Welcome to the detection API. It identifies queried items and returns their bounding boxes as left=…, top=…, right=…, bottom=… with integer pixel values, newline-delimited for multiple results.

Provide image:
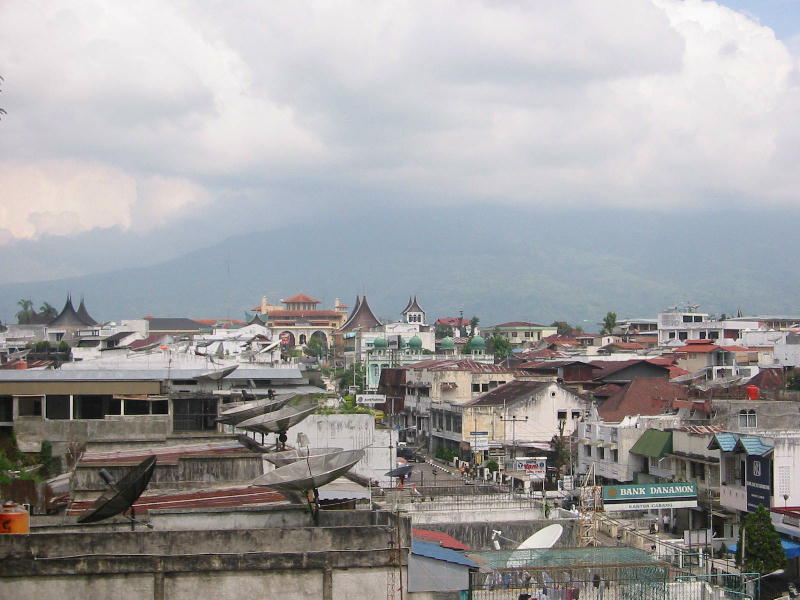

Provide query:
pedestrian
left=662, top=513, right=670, bottom=534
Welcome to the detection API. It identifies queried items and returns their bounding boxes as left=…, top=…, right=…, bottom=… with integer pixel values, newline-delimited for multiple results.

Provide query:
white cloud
left=0, top=161, right=209, bottom=241
left=0, top=0, right=798, bottom=242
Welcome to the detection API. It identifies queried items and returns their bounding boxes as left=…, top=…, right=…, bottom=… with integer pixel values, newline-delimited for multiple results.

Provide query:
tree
left=551, top=321, right=583, bottom=336
left=469, top=316, right=480, bottom=337
left=736, top=504, right=787, bottom=575
left=304, top=336, right=325, bottom=358
left=487, top=334, right=512, bottom=360
left=435, top=323, right=454, bottom=338
left=38, top=302, right=58, bottom=321
left=337, top=362, right=366, bottom=394
left=600, top=312, right=617, bottom=335
left=16, top=299, right=35, bottom=324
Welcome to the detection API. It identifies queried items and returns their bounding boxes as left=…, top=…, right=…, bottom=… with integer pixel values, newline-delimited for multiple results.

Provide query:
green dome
left=373, top=337, right=387, bottom=349
left=468, top=336, right=486, bottom=350
left=408, top=335, right=423, bottom=350
left=439, top=336, right=455, bottom=350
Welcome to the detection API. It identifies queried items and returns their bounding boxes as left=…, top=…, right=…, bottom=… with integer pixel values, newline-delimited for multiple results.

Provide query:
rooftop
left=598, top=377, right=687, bottom=422
left=282, top=294, right=321, bottom=304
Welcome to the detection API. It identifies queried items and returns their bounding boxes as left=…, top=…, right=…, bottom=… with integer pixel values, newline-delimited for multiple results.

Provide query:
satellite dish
left=385, top=464, right=414, bottom=478
left=254, top=449, right=364, bottom=520
left=237, top=398, right=319, bottom=449
left=77, top=455, right=157, bottom=525
left=517, top=524, right=563, bottom=550
left=216, top=394, right=294, bottom=425
left=195, top=364, right=238, bottom=381
left=264, top=447, right=344, bottom=468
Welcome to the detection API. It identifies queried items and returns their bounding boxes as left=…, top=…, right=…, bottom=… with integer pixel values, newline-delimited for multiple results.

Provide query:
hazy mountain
left=0, top=207, right=796, bottom=327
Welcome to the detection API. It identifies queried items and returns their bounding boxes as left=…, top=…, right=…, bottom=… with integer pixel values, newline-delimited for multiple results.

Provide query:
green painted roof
left=439, top=336, right=455, bottom=350
left=373, top=337, right=388, bottom=349
left=468, top=336, right=486, bottom=350
left=630, top=429, right=673, bottom=458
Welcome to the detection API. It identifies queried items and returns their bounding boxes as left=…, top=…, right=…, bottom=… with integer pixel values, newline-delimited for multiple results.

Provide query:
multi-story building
left=486, top=321, right=558, bottom=346
left=657, top=306, right=760, bottom=345
left=251, top=293, right=349, bottom=349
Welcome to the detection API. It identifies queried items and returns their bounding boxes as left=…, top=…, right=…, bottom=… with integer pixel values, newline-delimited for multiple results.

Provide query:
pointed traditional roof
left=401, top=297, right=413, bottom=314
left=49, top=295, right=90, bottom=328
left=402, top=295, right=425, bottom=315
left=340, top=296, right=362, bottom=330
left=247, top=313, right=267, bottom=326
left=339, top=295, right=381, bottom=332
left=76, top=297, right=98, bottom=326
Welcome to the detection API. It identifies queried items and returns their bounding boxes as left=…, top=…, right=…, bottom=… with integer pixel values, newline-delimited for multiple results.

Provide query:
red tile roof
left=674, top=343, right=749, bottom=354
left=601, top=342, right=645, bottom=350
left=435, top=317, right=470, bottom=326
left=282, top=294, right=321, bottom=304
left=598, top=378, right=687, bottom=422
left=412, top=528, right=471, bottom=551
left=126, top=334, right=169, bottom=350
left=405, top=359, right=514, bottom=374
left=589, top=359, right=670, bottom=381
left=193, top=318, right=247, bottom=327
left=265, top=310, right=343, bottom=318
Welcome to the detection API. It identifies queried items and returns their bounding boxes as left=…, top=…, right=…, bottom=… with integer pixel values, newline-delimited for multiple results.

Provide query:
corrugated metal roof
left=630, top=429, right=672, bottom=458
left=0, top=367, right=303, bottom=382
left=709, top=432, right=738, bottom=452
left=411, top=540, right=477, bottom=568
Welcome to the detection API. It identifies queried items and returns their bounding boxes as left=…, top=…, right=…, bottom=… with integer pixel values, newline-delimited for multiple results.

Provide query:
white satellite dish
left=517, top=524, right=563, bottom=550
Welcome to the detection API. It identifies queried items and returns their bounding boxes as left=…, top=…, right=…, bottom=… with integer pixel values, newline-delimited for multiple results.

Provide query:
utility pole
left=500, top=414, right=528, bottom=459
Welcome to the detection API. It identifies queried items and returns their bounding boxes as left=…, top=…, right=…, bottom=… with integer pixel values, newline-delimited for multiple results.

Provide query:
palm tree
left=38, top=302, right=57, bottom=321
left=16, top=299, right=35, bottom=324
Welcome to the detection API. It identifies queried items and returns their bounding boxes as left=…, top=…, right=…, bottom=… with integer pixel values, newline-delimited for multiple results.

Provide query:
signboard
left=684, top=529, right=713, bottom=546
left=746, top=455, right=772, bottom=512
left=488, top=448, right=506, bottom=458
left=279, top=331, right=292, bottom=346
left=356, top=394, right=386, bottom=406
left=561, top=475, right=574, bottom=491
left=470, top=431, right=488, bottom=436
left=602, top=482, right=698, bottom=512
left=472, top=437, right=490, bottom=451
left=513, top=457, right=547, bottom=480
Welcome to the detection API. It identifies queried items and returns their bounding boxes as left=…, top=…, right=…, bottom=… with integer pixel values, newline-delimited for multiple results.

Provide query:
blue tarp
left=726, top=539, right=800, bottom=559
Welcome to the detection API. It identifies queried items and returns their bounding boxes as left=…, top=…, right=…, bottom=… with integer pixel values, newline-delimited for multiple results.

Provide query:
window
left=611, top=449, right=618, bottom=462
left=571, top=411, right=581, bottom=420
left=524, top=332, right=531, bottom=338
left=481, top=383, right=489, bottom=392
left=709, top=331, right=719, bottom=340
left=683, top=315, right=693, bottom=323
left=738, top=409, right=757, bottom=428
left=585, top=445, right=592, bottom=457
left=669, top=332, right=676, bottom=339
left=557, top=410, right=567, bottom=421
left=699, top=332, right=707, bottom=339
left=694, top=316, right=703, bottom=322
left=472, top=384, right=480, bottom=393
left=511, top=332, right=518, bottom=338
left=18, top=396, right=42, bottom=417
left=691, top=462, right=706, bottom=481
left=598, top=447, right=605, bottom=459
left=678, top=332, right=688, bottom=340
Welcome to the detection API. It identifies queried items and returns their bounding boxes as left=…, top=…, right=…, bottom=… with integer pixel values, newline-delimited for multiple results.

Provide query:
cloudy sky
left=1, top=0, right=800, bottom=283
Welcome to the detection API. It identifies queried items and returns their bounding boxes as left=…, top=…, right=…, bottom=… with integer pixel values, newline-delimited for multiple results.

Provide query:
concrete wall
left=408, top=555, right=469, bottom=593
left=74, top=453, right=263, bottom=493
left=1, top=509, right=411, bottom=600
left=288, top=414, right=395, bottom=485
left=15, top=415, right=172, bottom=453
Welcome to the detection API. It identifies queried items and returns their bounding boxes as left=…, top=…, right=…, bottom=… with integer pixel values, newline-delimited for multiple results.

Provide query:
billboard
left=513, top=457, right=547, bottom=480
left=746, top=455, right=772, bottom=512
left=602, top=482, right=697, bottom=512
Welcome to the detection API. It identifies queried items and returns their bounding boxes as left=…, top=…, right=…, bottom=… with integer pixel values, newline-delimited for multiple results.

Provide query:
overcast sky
left=1, top=0, right=800, bottom=281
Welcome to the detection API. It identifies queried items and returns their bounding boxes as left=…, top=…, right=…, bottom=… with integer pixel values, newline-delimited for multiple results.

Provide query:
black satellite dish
left=77, top=455, right=157, bottom=526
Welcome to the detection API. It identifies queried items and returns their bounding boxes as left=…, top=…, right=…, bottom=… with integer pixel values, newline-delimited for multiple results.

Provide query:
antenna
left=216, top=394, right=294, bottom=426
left=77, top=455, right=157, bottom=528
left=237, top=397, right=319, bottom=450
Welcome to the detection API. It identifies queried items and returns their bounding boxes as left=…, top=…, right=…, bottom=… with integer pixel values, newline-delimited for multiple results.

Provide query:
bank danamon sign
left=602, top=482, right=698, bottom=512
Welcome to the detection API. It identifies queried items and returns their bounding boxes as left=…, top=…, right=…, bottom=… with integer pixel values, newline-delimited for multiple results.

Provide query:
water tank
left=746, top=385, right=759, bottom=400
left=0, top=501, right=30, bottom=534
